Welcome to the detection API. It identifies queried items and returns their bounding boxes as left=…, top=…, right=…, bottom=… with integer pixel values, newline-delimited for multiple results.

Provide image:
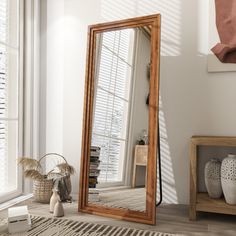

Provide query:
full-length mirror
left=89, top=27, right=150, bottom=211
left=79, top=15, right=160, bottom=225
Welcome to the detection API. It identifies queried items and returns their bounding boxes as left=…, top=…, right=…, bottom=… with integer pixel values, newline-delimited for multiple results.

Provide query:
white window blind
left=0, top=0, right=20, bottom=199
left=92, top=29, right=135, bottom=183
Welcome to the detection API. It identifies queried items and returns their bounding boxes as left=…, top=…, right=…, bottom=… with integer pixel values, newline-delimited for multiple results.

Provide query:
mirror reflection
left=88, top=26, right=151, bottom=212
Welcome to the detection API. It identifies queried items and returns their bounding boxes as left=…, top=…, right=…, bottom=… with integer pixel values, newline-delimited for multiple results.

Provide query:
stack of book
left=88, top=146, right=101, bottom=202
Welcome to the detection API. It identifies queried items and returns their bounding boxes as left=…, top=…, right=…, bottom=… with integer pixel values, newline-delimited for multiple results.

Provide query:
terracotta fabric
left=211, top=0, right=236, bottom=63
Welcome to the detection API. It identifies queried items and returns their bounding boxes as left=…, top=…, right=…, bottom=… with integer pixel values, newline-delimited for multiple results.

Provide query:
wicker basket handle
left=38, top=153, right=68, bottom=164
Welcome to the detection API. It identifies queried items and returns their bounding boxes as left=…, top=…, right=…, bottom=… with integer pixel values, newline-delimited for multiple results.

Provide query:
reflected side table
left=132, top=145, right=148, bottom=188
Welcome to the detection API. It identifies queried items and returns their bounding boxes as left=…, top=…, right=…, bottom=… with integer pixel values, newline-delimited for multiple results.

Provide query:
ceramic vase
left=49, top=189, right=60, bottom=213
left=221, top=154, right=236, bottom=205
left=204, top=159, right=222, bottom=198
left=53, top=200, right=64, bottom=217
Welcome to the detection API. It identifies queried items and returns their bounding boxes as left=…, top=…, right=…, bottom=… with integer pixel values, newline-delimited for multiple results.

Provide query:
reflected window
left=92, top=29, right=135, bottom=183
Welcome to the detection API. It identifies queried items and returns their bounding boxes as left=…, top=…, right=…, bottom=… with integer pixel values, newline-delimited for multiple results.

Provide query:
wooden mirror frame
left=78, top=14, right=161, bottom=225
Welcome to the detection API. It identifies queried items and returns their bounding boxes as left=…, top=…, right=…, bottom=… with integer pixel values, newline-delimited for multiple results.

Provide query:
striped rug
left=0, top=216, right=182, bottom=236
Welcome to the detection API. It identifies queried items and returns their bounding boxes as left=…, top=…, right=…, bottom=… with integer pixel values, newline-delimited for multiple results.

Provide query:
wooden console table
left=190, top=136, right=236, bottom=220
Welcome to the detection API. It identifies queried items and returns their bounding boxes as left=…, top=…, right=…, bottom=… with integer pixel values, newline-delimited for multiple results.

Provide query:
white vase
left=53, top=200, right=64, bottom=217
left=49, top=189, right=60, bottom=213
left=221, top=154, right=236, bottom=205
left=204, top=159, right=222, bottom=198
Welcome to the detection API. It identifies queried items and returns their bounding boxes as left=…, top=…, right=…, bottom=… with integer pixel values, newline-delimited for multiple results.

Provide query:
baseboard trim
left=0, top=194, right=33, bottom=211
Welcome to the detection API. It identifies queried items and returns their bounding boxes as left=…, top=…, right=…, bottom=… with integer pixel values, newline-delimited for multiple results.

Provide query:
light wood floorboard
left=0, top=199, right=236, bottom=235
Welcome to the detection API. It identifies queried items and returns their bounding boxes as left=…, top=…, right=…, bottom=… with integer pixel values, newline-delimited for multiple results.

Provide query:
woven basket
left=33, top=178, right=53, bottom=203
left=32, top=153, right=72, bottom=203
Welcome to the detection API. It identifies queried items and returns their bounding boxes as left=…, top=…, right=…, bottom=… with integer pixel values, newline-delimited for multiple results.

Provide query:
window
left=92, top=29, right=135, bottom=184
left=0, top=0, right=22, bottom=202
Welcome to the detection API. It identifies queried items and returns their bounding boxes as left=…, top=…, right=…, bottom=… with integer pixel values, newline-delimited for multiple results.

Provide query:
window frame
left=0, top=0, right=24, bottom=203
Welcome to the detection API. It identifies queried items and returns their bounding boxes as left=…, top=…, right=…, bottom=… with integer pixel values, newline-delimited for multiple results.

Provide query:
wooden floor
left=0, top=199, right=236, bottom=236
left=90, top=188, right=145, bottom=211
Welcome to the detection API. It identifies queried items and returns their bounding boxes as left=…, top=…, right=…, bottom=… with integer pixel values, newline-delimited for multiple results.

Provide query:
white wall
left=40, top=0, right=236, bottom=204
left=39, top=0, right=65, bottom=173
left=128, top=29, right=150, bottom=187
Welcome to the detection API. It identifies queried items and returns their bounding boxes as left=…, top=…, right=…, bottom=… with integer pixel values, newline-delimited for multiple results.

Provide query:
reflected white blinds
left=92, top=29, right=135, bottom=183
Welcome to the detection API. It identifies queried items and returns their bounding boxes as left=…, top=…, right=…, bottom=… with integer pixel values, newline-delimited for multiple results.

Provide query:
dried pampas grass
left=19, top=153, right=75, bottom=181
left=24, top=170, right=45, bottom=180
left=56, top=163, right=75, bottom=175
left=18, top=157, right=41, bottom=170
